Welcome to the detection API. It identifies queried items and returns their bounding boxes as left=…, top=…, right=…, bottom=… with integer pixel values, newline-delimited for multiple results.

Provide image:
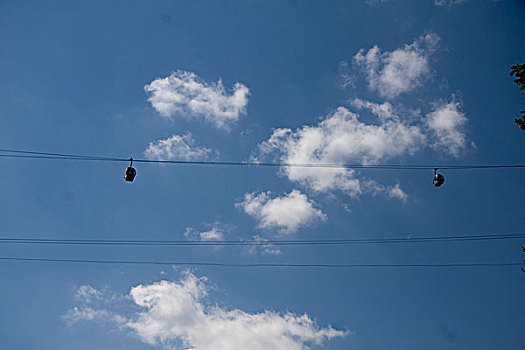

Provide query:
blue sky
left=0, top=0, right=524, bottom=349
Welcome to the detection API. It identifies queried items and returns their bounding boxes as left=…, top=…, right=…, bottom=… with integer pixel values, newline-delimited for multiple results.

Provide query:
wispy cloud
left=65, top=272, right=347, bottom=350
left=351, top=98, right=396, bottom=120
left=387, top=183, right=408, bottom=202
left=144, top=70, right=250, bottom=130
left=337, top=60, right=355, bottom=89
left=364, top=0, right=470, bottom=7
left=144, top=133, right=214, bottom=161
left=236, top=190, right=326, bottom=234
left=247, top=235, right=283, bottom=255
left=63, top=286, right=127, bottom=326
left=364, top=0, right=388, bottom=5
left=434, top=0, right=469, bottom=6
left=353, top=33, right=440, bottom=99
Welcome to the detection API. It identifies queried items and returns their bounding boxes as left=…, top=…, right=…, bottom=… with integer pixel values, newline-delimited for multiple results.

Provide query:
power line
left=0, top=148, right=524, bottom=170
left=0, top=256, right=520, bottom=269
left=0, top=233, right=523, bottom=246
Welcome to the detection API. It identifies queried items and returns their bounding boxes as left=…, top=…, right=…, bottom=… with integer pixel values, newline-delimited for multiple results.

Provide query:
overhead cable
left=0, top=256, right=520, bottom=269
left=0, top=148, right=524, bottom=170
left=0, top=233, right=523, bottom=246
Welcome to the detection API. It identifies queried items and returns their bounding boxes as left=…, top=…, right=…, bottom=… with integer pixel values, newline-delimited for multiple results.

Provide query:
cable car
left=432, top=168, right=444, bottom=187
left=125, top=158, right=136, bottom=182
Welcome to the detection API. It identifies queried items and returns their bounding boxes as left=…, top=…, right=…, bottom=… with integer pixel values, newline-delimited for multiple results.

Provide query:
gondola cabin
left=432, top=169, right=444, bottom=187
left=125, top=158, right=136, bottom=182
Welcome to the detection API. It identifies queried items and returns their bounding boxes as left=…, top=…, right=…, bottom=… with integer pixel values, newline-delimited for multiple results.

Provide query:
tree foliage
left=522, top=247, right=525, bottom=273
left=510, top=63, right=525, bottom=132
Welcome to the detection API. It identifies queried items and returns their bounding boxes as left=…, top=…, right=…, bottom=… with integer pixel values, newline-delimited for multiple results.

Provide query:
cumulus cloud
left=236, top=190, right=326, bottom=234
left=254, top=107, right=424, bottom=197
left=144, top=70, right=250, bottom=129
left=144, top=133, right=214, bottom=161
left=184, top=222, right=233, bottom=241
left=191, top=227, right=223, bottom=240
left=65, top=272, right=347, bottom=350
left=353, top=33, right=440, bottom=99
left=425, top=99, right=468, bottom=157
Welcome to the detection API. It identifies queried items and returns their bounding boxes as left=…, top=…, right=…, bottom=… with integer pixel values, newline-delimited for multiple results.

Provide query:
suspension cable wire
left=0, top=232, right=523, bottom=246
left=0, top=148, right=524, bottom=170
left=0, top=148, right=120, bottom=160
left=0, top=256, right=520, bottom=268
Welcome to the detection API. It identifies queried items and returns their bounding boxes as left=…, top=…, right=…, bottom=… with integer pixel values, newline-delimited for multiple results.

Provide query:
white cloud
left=63, top=286, right=127, bottom=326
left=144, top=70, right=250, bottom=129
left=387, top=183, right=408, bottom=202
left=434, top=0, right=468, bottom=6
left=236, top=190, right=326, bottom=234
left=74, top=285, right=105, bottom=304
left=365, top=0, right=388, bottom=4
left=354, top=33, right=440, bottom=99
left=425, top=99, right=468, bottom=157
left=255, top=107, right=424, bottom=197
left=196, top=228, right=223, bottom=241
left=66, top=272, right=347, bottom=350
left=355, top=179, right=409, bottom=202
left=248, top=235, right=282, bottom=255
left=185, top=227, right=223, bottom=241
left=63, top=307, right=126, bottom=326
left=351, top=98, right=396, bottom=120
left=184, top=222, right=232, bottom=241
left=337, top=61, right=355, bottom=89
left=144, top=133, right=213, bottom=161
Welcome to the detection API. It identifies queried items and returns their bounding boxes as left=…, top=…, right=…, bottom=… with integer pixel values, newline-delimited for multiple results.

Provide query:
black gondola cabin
left=432, top=168, right=444, bottom=187
left=125, top=158, right=136, bottom=182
